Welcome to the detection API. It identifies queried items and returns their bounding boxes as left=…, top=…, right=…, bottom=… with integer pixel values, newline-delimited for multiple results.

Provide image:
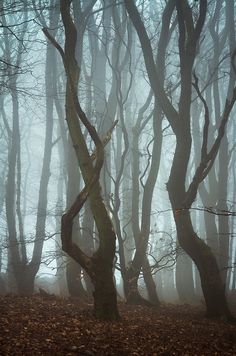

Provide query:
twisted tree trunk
left=43, top=0, right=120, bottom=320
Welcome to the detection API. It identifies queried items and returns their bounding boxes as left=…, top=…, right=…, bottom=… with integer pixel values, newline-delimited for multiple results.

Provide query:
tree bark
left=172, top=208, right=232, bottom=318
left=44, top=0, right=120, bottom=320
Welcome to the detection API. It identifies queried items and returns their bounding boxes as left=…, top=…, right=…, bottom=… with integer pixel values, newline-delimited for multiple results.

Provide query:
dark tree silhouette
left=124, top=0, right=236, bottom=320
left=43, top=0, right=120, bottom=321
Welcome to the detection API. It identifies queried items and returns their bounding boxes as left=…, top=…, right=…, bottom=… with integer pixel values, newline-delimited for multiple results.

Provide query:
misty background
left=0, top=0, right=235, bottom=314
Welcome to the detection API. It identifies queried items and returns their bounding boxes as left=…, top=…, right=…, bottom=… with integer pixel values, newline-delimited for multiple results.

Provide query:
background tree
left=0, top=0, right=235, bottom=321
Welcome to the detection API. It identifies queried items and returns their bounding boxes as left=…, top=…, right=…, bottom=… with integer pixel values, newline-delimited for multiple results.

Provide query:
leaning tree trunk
left=173, top=209, right=232, bottom=318
left=167, top=134, right=234, bottom=320
left=142, top=256, right=160, bottom=305
left=124, top=0, right=236, bottom=321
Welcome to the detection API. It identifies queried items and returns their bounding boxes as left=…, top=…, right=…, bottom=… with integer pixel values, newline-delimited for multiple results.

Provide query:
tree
left=124, top=0, right=236, bottom=320
left=3, top=0, right=61, bottom=294
left=43, top=0, right=120, bottom=321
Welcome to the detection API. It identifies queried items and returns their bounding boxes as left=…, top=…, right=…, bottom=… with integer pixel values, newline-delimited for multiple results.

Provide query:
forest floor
left=0, top=295, right=235, bottom=355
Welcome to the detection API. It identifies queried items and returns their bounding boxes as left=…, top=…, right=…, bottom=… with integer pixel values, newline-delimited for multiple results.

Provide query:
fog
left=0, top=0, right=235, bottom=321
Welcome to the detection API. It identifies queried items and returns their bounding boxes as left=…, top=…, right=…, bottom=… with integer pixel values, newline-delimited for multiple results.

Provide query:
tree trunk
left=92, top=256, right=120, bottom=320
left=81, top=202, right=94, bottom=297
left=65, top=141, right=85, bottom=298
left=15, top=266, right=35, bottom=295
left=194, top=265, right=202, bottom=299
left=142, top=256, right=160, bottom=306
left=124, top=0, right=235, bottom=321
left=176, top=251, right=196, bottom=303
left=122, top=268, right=154, bottom=306
left=172, top=208, right=232, bottom=319
left=218, top=136, right=230, bottom=287
left=45, top=0, right=120, bottom=320
left=66, top=258, right=87, bottom=299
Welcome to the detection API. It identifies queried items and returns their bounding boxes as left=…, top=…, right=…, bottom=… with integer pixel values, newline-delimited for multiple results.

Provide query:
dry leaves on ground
left=0, top=295, right=235, bottom=355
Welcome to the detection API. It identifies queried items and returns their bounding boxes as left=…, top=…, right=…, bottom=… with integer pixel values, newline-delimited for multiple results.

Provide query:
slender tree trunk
left=142, top=256, right=160, bottom=305
left=81, top=202, right=94, bottom=297
left=29, top=16, right=57, bottom=291
left=218, top=136, right=230, bottom=287
left=176, top=252, right=195, bottom=303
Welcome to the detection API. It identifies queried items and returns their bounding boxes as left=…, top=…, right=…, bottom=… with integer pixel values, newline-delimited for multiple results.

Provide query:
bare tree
left=124, top=0, right=236, bottom=320
left=2, top=0, right=60, bottom=294
left=43, top=0, right=120, bottom=321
